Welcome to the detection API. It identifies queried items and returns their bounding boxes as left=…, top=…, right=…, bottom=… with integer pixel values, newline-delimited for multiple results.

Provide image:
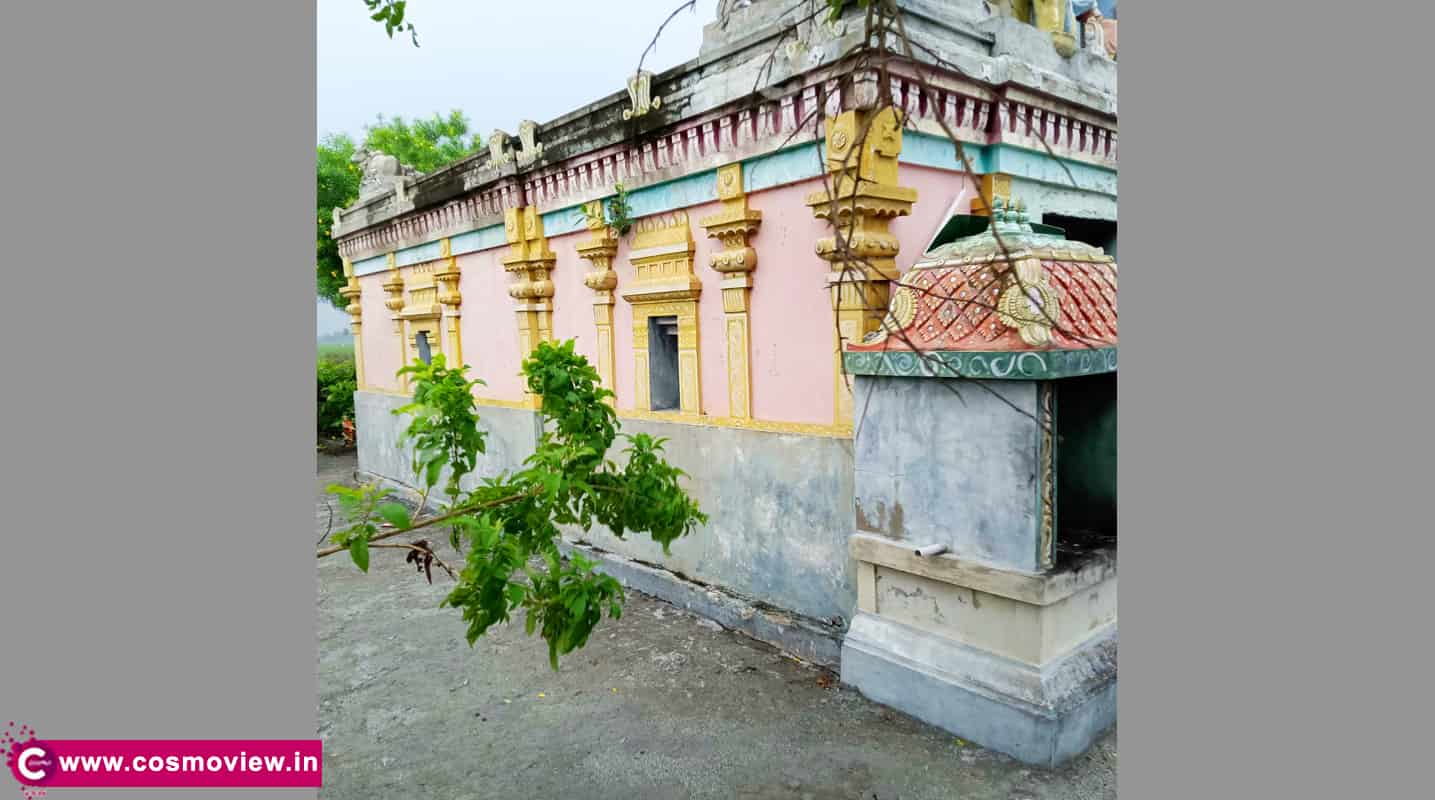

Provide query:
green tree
left=320, top=342, right=707, bottom=669
left=317, top=133, right=361, bottom=310
left=316, top=112, right=481, bottom=310
left=363, top=111, right=484, bottom=174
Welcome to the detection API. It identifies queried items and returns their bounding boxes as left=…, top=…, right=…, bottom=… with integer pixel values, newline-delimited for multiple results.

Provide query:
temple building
left=331, top=0, right=1117, bottom=765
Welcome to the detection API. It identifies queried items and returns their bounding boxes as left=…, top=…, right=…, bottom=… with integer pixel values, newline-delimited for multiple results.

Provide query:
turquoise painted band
left=842, top=348, right=1117, bottom=380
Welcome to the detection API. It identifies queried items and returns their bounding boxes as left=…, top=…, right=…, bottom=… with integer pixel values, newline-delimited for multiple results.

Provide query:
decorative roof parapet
left=623, top=71, right=663, bottom=120
left=332, top=0, right=1117, bottom=260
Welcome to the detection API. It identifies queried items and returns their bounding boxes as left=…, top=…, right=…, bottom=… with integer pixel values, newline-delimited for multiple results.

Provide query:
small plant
left=578, top=183, right=636, bottom=237
left=317, top=356, right=357, bottom=435
left=321, top=342, right=707, bottom=669
left=606, top=182, right=635, bottom=236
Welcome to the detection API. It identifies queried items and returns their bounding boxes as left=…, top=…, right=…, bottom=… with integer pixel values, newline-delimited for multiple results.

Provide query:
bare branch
left=637, top=1, right=699, bottom=74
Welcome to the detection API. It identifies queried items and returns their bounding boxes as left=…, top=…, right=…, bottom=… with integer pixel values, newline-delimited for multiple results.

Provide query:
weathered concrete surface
left=573, top=417, right=859, bottom=625
left=318, top=451, right=1115, bottom=799
left=854, top=378, right=1043, bottom=572
left=359, top=391, right=858, bottom=627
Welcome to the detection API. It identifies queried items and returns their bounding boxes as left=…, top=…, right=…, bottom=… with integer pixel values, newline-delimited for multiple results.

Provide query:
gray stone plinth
left=841, top=612, right=1116, bottom=767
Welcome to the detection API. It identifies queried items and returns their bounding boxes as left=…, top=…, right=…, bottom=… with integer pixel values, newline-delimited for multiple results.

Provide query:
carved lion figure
left=351, top=147, right=416, bottom=196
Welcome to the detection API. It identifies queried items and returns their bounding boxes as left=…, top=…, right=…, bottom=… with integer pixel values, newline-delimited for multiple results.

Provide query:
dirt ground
left=317, top=451, right=1116, bottom=799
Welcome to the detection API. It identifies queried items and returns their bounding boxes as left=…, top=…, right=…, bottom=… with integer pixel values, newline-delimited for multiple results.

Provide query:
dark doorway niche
left=648, top=315, right=680, bottom=411
left=1043, top=213, right=1117, bottom=260
left=1055, top=372, right=1117, bottom=566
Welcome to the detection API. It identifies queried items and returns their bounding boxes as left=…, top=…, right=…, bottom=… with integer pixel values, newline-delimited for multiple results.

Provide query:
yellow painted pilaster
left=576, top=201, right=620, bottom=404
left=805, top=106, right=917, bottom=426
left=502, top=206, right=557, bottom=408
left=435, top=237, right=463, bottom=368
left=339, top=256, right=366, bottom=389
left=380, top=252, right=407, bottom=391
left=700, top=163, right=762, bottom=419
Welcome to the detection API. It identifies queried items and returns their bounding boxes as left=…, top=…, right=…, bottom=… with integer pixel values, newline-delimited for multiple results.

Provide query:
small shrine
left=840, top=198, right=1117, bottom=766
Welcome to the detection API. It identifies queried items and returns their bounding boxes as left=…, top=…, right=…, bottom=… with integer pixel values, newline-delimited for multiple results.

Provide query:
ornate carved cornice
left=333, top=60, right=1117, bottom=264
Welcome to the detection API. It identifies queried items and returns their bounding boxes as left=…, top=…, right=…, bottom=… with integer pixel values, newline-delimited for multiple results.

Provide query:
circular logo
left=10, top=740, right=57, bottom=786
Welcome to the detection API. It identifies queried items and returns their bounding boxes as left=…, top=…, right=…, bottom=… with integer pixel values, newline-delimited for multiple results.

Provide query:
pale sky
left=317, top=0, right=720, bottom=334
left=317, top=0, right=719, bottom=142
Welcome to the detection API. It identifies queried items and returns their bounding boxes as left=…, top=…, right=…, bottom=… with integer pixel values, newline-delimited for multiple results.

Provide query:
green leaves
left=606, top=183, right=634, bottom=236
left=574, top=183, right=635, bottom=237
left=349, top=536, right=369, bottom=573
left=377, top=502, right=411, bottom=530
left=363, top=0, right=419, bottom=47
left=362, top=110, right=482, bottom=173
left=316, top=133, right=360, bottom=310
left=825, top=0, right=871, bottom=24
left=317, top=354, right=357, bottom=434
left=335, top=340, right=706, bottom=670
left=394, top=354, right=489, bottom=501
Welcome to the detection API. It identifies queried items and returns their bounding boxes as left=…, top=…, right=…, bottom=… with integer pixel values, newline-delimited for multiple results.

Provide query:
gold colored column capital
left=805, top=106, right=917, bottom=426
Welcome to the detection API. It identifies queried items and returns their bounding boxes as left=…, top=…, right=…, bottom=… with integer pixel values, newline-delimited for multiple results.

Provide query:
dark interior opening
left=648, top=315, right=681, bottom=411
left=1055, top=373, right=1117, bottom=565
left=415, top=331, right=432, bottom=365
left=1042, top=213, right=1117, bottom=260
left=927, top=214, right=1066, bottom=250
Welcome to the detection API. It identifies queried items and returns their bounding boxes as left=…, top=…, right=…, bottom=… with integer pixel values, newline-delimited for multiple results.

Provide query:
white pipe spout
left=914, top=543, right=948, bottom=558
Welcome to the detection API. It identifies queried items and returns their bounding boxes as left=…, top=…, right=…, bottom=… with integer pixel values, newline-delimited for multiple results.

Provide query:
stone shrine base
left=842, top=534, right=1117, bottom=766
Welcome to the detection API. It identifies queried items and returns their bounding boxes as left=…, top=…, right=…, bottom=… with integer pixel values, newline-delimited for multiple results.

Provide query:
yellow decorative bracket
left=700, top=163, right=762, bottom=419
left=805, top=107, right=917, bottom=426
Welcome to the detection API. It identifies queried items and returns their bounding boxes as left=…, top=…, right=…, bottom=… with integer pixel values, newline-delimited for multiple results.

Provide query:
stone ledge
left=851, top=532, right=1115, bottom=605
left=842, top=611, right=1116, bottom=766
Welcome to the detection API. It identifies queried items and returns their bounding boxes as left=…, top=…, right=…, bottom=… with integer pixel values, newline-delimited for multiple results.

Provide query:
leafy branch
left=319, top=342, right=706, bottom=669
left=364, top=0, right=419, bottom=47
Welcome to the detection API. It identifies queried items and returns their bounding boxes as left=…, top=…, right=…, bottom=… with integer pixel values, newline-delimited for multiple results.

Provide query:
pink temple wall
left=358, top=161, right=973, bottom=423
left=739, top=166, right=972, bottom=425
left=357, top=273, right=401, bottom=393
left=744, top=180, right=838, bottom=425
left=890, top=164, right=976, bottom=263
left=456, top=250, right=526, bottom=402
